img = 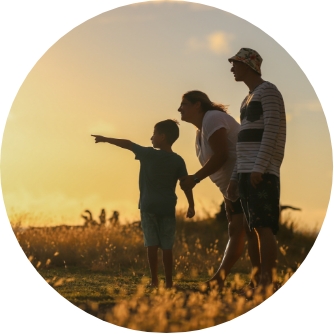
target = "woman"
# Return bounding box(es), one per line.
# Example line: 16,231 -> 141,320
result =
178,90 -> 259,288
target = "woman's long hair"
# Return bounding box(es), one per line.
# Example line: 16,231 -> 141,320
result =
182,90 -> 228,113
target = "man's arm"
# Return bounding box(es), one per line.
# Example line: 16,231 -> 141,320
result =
91,135 -> 133,150
180,128 -> 228,190
251,87 -> 284,187
254,89 -> 282,170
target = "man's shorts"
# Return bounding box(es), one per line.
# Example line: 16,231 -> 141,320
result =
140,212 -> 176,249
238,173 -> 280,235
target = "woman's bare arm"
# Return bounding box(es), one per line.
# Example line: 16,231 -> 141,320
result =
180,128 -> 229,190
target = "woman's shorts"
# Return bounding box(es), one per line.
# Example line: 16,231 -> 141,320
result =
140,212 -> 176,249
227,198 -> 244,215
238,173 -> 280,235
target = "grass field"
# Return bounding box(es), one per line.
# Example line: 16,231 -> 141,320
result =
12,210 -> 317,332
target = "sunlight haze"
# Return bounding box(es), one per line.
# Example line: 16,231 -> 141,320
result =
1,1 -> 331,231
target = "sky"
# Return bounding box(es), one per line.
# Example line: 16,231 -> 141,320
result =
0,0 -> 331,231
1,1 -> 333,334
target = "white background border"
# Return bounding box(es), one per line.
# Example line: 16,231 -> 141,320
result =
1,1 -> 333,333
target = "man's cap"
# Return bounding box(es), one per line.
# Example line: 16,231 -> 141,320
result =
228,48 -> 262,75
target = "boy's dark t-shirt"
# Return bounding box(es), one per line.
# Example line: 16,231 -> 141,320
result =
132,144 -> 188,216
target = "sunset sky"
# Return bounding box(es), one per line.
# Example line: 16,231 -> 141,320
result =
1,1 -> 333,333
1,1 -> 331,231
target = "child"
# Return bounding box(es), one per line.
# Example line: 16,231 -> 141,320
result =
91,119 -> 195,288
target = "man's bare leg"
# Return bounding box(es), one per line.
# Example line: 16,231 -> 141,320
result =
256,227 -> 277,287
244,220 -> 261,287
147,245 -> 159,287
162,249 -> 173,288
206,213 -> 245,287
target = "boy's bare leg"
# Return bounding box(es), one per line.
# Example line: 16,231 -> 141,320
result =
162,249 -> 173,288
147,246 -> 159,287
207,213 -> 245,287
256,227 -> 277,287
244,221 -> 261,287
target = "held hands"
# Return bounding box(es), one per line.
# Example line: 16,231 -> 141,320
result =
179,175 -> 196,191
186,207 -> 195,218
91,135 -> 106,143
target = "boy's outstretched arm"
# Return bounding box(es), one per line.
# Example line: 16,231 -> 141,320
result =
91,135 -> 133,150
183,188 -> 195,218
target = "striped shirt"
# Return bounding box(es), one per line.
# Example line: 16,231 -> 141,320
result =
231,81 -> 286,180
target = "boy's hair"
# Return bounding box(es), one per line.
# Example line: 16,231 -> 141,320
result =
155,119 -> 180,145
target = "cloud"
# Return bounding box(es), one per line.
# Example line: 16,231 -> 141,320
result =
207,32 -> 233,54
89,121 -> 115,136
288,101 -> 323,119
187,3 -> 217,11
186,31 -> 234,55
278,100 -> 322,123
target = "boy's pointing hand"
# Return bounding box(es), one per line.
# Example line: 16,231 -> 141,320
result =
91,135 -> 106,143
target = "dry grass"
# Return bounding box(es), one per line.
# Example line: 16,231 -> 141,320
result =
11,211 -> 317,332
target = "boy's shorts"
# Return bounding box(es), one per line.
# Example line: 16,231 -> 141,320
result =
140,212 -> 176,249
238,173 -> 280,235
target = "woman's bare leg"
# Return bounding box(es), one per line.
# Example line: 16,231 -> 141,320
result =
244,220 -> 261,286
207,213 -> 245,287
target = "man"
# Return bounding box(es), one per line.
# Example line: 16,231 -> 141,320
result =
227,48 -> 286,290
